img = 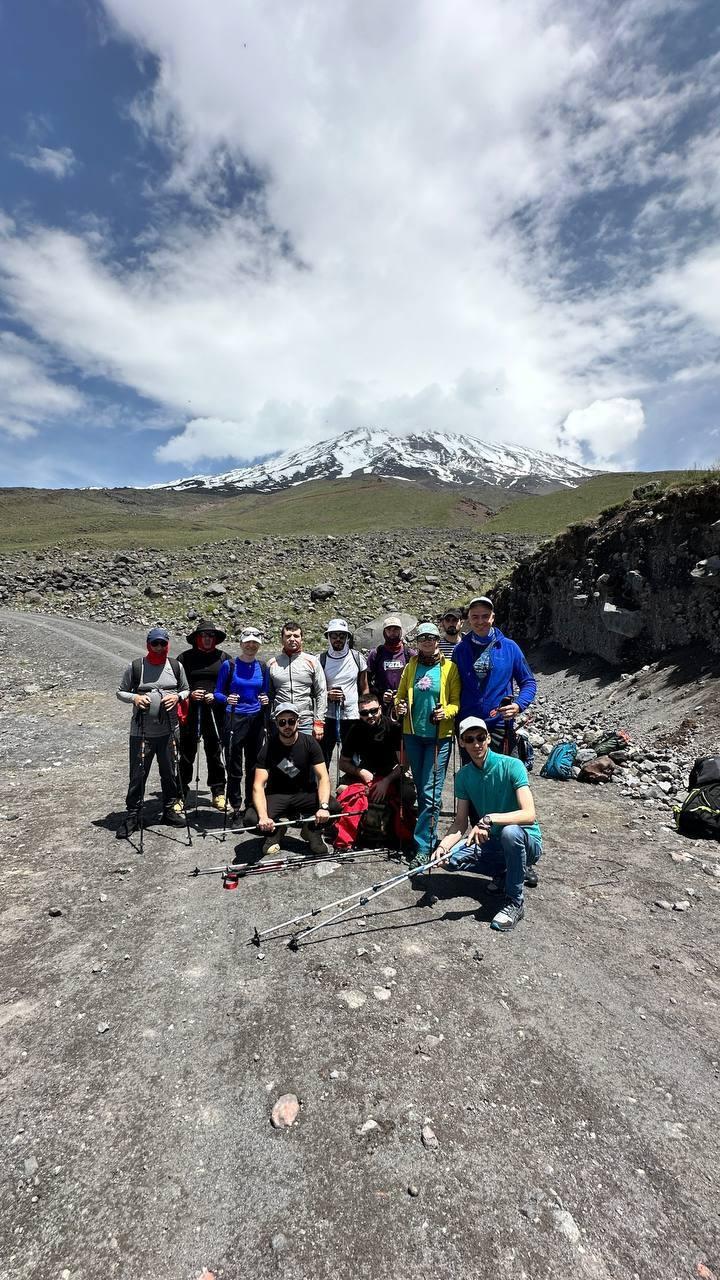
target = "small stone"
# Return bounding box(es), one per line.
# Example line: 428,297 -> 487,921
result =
673,900 -> 691,911
373,986 -> 392,1002
552,1206 -> 581,1244
654,900 -> 673,910
271,1093 -> 300,1128
99,893 -> 108,903
356,1118 -> 380,1135
696,1263 -> 718,1280
96,1022 -> 110,1035
421,1123 -> 439,1150
48,907 -> 63,918
24,1156 -> 39,1176
271,1235 -> 288,1255
338,990 -> 366,1009
329,1070 -> 339,1079
408,1184 -> 420,1197
315,862 -> 338,878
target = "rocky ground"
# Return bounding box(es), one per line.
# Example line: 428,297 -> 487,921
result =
1,609 -> 719,1280
0,529 -> 534,650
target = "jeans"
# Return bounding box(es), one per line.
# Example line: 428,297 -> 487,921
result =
447,825 -> 542,906
126,733 -> 181,811
402,734 -> 452,856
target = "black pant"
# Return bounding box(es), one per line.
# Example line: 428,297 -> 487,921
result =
244,791 -> 341,826
322,718 -> 354,767
178,701 -> 226,795
225,710 -> 267,809
126,733 -> 180,811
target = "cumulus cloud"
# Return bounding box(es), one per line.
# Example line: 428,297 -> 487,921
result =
0,331 -> 84,441
0,0 -> 718,474
14,145 -> 78,180
560,397 -> 646,469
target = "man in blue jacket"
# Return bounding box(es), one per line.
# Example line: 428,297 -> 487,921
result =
452,596 -> 536,753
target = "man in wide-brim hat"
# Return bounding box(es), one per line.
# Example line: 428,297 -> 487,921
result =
177,618 -> 232,811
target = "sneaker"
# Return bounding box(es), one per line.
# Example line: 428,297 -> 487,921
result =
211,793 -> 230,812
409,852 -> 430,870
525,866 -> 539,889
262,835 -> 282,856
301,824 -> 327,855
164,801 -> 186,827
490,900 -> 525,932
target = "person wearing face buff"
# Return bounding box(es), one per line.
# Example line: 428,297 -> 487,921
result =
366,616 -> 414,712
177,619 -> 232,811
214,625 -> 270,817
452,596 -> 537,756
394,622 -> 461,867
116,626 -> 190,826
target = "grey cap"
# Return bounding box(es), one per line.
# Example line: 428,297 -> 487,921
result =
466,596 -> 494,611
274,702 -> 299,719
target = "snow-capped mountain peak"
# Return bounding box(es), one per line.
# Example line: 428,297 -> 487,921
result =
154,427 -> 594,494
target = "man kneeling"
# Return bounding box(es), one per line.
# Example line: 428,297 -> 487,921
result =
436,716 -> 542,932
244,702 -> 338,856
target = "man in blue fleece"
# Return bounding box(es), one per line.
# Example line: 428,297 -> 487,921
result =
451,596 -> 536,754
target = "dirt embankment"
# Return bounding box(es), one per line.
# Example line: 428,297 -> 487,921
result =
493,476 -> 720,666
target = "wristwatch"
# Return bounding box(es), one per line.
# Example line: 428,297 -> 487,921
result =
481,814 -> 493,827
318,802 -> 330,811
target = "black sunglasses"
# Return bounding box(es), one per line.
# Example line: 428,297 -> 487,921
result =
359,707 -> 381,717
148,639 -> 167,647
462,732 -> 488,745
276,717 -> 298,727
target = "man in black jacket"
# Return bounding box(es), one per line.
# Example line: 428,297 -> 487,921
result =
178,619 -> 232,811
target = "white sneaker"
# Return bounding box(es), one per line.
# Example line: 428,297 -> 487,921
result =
262,836 -> 282,856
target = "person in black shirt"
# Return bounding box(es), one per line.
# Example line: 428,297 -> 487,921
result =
244,702 -> 339,855
177,619 -> 231,810
339,693 -> 403,799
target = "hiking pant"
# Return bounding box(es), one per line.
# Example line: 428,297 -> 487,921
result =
321,718 -> 354,768
244,792 -> 341,827
447,826 -> 542,907
224,710 -> 267,810
178,701 -> 226,796
403,734 -> 452,857
126,733 -> 180,812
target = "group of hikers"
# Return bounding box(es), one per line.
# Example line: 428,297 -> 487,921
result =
116,597 -> 542,931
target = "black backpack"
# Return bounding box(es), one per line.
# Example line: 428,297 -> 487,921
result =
674,783 -> 720,840
689,756 -> 720,789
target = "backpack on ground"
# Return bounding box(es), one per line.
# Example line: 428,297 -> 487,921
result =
689,756 -> 720,789
674,783 -> 720,840
593,729 -> 631,757
516,729 -> 534,772
578,755 -> 616,784
540,741 -> 577,781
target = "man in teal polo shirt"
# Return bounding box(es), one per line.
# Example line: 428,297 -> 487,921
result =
436,715 -> 542,932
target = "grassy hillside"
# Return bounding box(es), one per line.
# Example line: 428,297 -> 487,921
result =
483,469 -> 715,537
0,476 -> 508,552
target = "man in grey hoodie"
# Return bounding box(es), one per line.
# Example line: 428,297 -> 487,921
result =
116,626 -> 190,826
267,620 -> 327,739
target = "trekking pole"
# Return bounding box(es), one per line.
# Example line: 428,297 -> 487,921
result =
284,846 -> 453,950
451,733 -> 457,819
221,708 -> 236,843
193,700 -> 203,819
137,712 -> 146,855
171,725 -> 193,847
192,846 -> 384,879
428,717 -> 441,857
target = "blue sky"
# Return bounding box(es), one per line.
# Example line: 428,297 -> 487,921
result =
1,0 -> 719,488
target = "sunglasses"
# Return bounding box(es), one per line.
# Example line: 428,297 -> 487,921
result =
276,717 -> 298,727
148,640 -> 168,647
359,707 -> 381,717
198,631 -> 216,638
462,732 -> 488,745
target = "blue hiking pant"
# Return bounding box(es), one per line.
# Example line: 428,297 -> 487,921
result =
447,825 -> 542,906
403,734 -> 452,856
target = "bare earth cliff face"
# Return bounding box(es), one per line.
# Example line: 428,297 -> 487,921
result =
494,477 -> 720,665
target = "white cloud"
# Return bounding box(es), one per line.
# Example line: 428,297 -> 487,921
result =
0,0 -> 718,474
560,397 -> 646,469
0,331 -> 85,441
14,145 -> 78,180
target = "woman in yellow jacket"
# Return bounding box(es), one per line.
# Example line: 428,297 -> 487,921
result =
395,622 -> 461,866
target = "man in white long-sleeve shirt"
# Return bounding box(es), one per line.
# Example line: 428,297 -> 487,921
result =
116,626 -> 190,826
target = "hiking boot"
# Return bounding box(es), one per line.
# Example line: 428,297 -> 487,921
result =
490,900 -> 525,932
409,852 -> 430,870
525,866 -> 539,889
301,823 -> 327,856
211,793 -> 230,812
164,801 -> 187,827
262,835 -> 282,856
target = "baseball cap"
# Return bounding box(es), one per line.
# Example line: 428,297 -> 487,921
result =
240,626 -> 263,643
383,615 -> 403,630
147,626 -> 169,643
325,617 -> 350,634
459,716 -> 488,737
466,596 -> 494,611
441,606 -> 463,619
416,622 -> 441,638
274,702 -> 299,719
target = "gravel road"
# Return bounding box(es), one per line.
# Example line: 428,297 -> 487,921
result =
1,611 -> 719,1280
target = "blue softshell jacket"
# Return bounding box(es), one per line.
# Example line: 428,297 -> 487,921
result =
451,628 -> 537,727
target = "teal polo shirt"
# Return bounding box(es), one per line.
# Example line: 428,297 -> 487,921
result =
454,750 -> 542,842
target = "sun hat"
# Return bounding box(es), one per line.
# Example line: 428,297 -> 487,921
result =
185,618 -> 226,644
382,615 -> 404,630
325,617 -> 350,634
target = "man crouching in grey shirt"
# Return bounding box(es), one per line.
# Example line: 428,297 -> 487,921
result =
116,626 -> 190,826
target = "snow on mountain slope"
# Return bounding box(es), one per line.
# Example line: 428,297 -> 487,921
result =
153,427 -> 595,494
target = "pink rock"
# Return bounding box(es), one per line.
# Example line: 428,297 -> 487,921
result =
271,1093 -> 300,1129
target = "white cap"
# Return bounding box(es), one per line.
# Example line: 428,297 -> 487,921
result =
325,617 -> 350,634
240,626 -> 263,643
459,716 -> 488,737
383,615 -> 403,630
